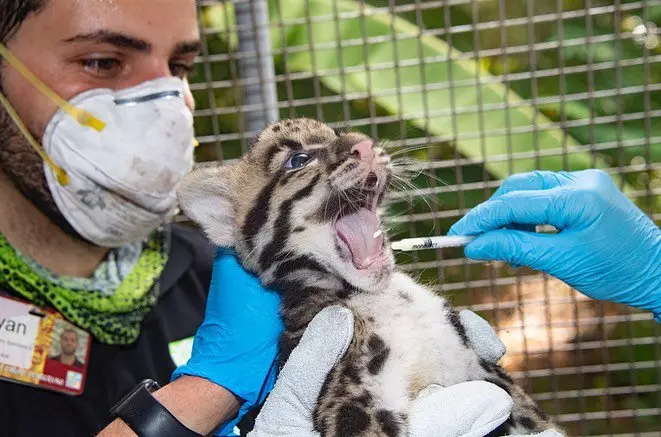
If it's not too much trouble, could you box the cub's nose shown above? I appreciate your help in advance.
[350,140,375,162]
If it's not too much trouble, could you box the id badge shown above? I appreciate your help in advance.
[0,295,91,395]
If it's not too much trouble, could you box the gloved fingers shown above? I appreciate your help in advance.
[207,251,281,315]
[277,306,354,399]
[458,310,505,364]
[491,171,567,198]
[448,189,565,237]
[464,229,556,272]
[251,306,354,432]
[408,381,513,437]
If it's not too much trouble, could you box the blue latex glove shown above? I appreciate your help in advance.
[172,248,283,436]
[449,170,661,321]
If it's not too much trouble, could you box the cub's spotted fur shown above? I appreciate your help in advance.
[178,118,562,436]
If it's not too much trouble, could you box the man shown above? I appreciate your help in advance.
[53,328,84,368]
[1,2,388,436]
[3,2,658,437]
[0,1,266,435]
[0,2,532,434]
[1,2,368,436]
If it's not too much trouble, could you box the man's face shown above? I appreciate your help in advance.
[0,0,200,235]
[60,330,78,355]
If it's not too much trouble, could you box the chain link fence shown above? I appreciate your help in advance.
[189,1,661,434]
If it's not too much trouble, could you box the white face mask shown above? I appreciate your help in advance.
[0,43,196,247]
[41,77,196,247]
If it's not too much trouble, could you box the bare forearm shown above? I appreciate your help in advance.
[98,376,241,436]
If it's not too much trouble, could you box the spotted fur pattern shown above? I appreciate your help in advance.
[177,118,562,436]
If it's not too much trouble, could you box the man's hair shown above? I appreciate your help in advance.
[1,1,46,43]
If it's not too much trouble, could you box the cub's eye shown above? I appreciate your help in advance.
[285,152,312,169]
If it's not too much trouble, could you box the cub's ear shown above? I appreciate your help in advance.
[177,163,237,247]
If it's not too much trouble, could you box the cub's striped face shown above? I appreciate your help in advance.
[178,118,394,290]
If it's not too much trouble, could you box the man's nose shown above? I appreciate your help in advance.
[350,140,375,162]
[182,80,195,111]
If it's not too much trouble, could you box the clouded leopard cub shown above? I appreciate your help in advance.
[178,118,560,436]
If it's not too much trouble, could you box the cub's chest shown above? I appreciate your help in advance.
[345,273,483,391]
[346,276,451,362]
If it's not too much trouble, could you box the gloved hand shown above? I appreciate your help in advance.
[171,248,283,436]
[248,306,512,437]
[409,382,563,437]
[449,170,661,321]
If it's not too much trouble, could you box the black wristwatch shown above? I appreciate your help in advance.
[109,379,204,437]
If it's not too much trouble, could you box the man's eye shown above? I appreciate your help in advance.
[82,58,122,78]
[285,152,312,169]
[170,63,195,79]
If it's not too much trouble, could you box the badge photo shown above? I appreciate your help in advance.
[0,295,91,395]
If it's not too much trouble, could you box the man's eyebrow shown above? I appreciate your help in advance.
[63,30,152,52]
[174,40,202,56]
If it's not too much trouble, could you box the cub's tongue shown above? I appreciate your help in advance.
[335,207,385,269]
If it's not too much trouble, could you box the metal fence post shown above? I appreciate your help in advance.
[235,0,280,135]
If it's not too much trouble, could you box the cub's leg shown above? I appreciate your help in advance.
[314,362,406,437]
[443,303,561,434]
[313,321,407,437]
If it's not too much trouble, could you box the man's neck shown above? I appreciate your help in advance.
[60,353,77,366]
[0,169,108,278]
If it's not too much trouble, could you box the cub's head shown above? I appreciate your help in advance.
[178,118,394,290]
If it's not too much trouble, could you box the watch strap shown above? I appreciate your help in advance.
[111,380,203,437]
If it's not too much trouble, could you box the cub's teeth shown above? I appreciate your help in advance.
[373,230,383,239]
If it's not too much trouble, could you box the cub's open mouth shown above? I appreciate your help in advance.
[334,190,388,270]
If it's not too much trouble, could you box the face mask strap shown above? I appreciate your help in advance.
[0,92,69,185]
[0,42,108,186]
[0,43,106,132]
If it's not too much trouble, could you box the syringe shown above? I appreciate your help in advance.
[391,235,475,251]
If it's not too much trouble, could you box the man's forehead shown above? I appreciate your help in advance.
[34,0,199,48]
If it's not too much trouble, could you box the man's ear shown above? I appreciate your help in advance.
[177,163,237,247]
